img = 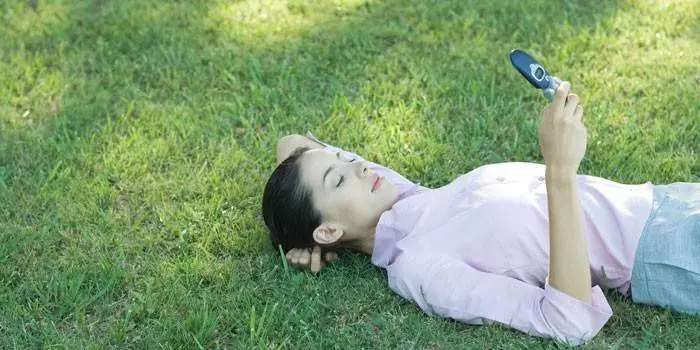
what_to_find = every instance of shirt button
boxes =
[538,176,545,182]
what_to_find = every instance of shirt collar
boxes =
[370,187,424,268]
[371,208,401,268]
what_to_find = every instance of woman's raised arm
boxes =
[539,81,592,303]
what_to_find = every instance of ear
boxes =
[312,223,344,246]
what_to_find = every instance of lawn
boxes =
[1,0,699,348]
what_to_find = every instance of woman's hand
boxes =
[538,81,587,178]
[285,246,338,274]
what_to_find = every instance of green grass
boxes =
[1,0,699,348]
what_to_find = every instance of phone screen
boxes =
[535,67,544,80]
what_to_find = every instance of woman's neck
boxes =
[345,228,375,256]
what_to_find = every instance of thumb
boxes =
[310,246,324,274]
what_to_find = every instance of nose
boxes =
[355,161,370,178]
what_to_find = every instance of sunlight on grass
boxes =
[0,49,67,130]
[207,0,372,45]
[562,0,699,181]
[0,2,69,40]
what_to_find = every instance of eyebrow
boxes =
[322,152,341,186]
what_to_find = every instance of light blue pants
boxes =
[631,183,700,315]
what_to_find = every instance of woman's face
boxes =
[298,149,399,243]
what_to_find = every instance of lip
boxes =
[371,175,383,192]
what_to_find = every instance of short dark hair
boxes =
[262,147,321,253]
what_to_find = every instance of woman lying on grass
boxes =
[261,82,699,345]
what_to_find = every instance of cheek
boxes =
[351,190,391,221]
[326,185,391,224]
[319,192,360,222]
[341,191,369,214]
[331,190,373,220]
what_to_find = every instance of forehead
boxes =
[299,149,337,183]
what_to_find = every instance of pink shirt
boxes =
[309,134,654,345]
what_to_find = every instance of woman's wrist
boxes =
[545,165,577,185]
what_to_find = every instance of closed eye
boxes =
[336,151,356,163]
[333,153,354,188]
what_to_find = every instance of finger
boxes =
[290,249,302,267]
[563,94,579,118]
[286,249,296,265]
[298,249,311,267]
[310,246,323,274]
[553,81,571,112]
[573,105,584,123]
[325,251,339,263]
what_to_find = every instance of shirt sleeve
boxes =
[306,132,424,197]
[387,254,612,346]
